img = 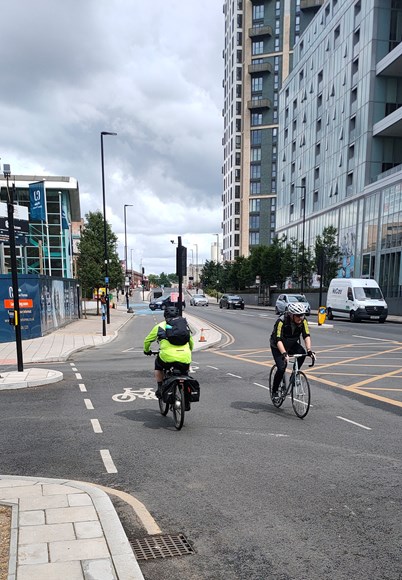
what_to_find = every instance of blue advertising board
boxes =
[0,275,79,343]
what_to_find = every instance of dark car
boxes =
[275,293,311,316]
[219,294,245,310]
[149,295,186,311]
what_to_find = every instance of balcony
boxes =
[300,0,324,10]
[249,25,273,38]
[248,61,272,75]
[247,98,271,110]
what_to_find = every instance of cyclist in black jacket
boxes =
[270,302,316,397]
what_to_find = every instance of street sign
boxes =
[105,277,109,284]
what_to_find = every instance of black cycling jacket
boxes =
[270,313,310,350]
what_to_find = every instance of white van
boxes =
[326,278,388,323]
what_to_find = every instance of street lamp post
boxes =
[3,164,23,371]
[124,204,133,310]
[101,131,117,333]
[193,243,199,290]
[215,233,219,303]
[296,185,306,295]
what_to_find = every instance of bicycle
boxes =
[268,353,315,419]
[150,352,200,430]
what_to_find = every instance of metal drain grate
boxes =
[130,533,195,560]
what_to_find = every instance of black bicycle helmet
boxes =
[164,306,179,319]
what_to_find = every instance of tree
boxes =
[76,211,123,299]
[314,226,341,286]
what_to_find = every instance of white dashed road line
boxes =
[227,373,242,378]
[75,373,82,380]
[207,365,219,370]
[100,449,118,473]
[337,416,372,430]
[84,398,94,410]
[91,419,103,433]
[79,384,87,392]
[253,382,270,391]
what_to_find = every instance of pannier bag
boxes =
[161,377,200,404]
[185,378,200,402]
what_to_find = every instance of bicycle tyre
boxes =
[158,396,169,416]
[172,381,185,430]
[269,365,285,408]
[291,371,311,419]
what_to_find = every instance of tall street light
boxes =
[296,185,306,295]
[124,204,133,310]
[101,130,117,332]
[215,233,220,303]
[124,204,133,276]
[193,243,198,289]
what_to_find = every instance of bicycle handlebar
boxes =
[287,353,316,368]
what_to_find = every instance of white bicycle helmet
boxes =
[287,302,307,315]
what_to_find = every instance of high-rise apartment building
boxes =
[276,0,402,297]
[221,0,323,262]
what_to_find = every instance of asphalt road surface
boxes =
[0,306,400,579]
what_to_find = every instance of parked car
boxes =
[275,294,311,316]
[149,295,186,311]
[219,294,245,310]
[190,294,209,306]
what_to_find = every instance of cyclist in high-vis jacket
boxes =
[270,302,316,397]
[144,306,194,399]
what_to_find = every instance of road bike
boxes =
[269,353,315,419]
[150,352,200,430]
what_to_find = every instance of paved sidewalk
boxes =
[0,475,143,580]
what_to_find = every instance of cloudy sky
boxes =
[1,0,223,276]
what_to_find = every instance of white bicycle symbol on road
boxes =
[112,387,157,402]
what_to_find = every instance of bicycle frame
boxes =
[269,353,313,419]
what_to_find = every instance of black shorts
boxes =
[155,355,189,375]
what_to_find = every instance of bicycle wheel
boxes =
[269,365,285,408]
[172,382,185,430]
[291,371,311,419]
[158,396,169,416]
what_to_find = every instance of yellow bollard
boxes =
[318,306,327,326]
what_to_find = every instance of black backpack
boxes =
[159,316,190,346]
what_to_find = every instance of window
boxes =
[249,215,260,229]
[251,130,262,145]
[237,32,243,46]
[235,169,241,182]
[251,165,261,179]
[253,5,264,20]
[353,28,360,46]
[251,147,261,162]
[235,152,241,165]
[235,202,240,215]
[251,113,263,126]
[235,185,240,198]
[249,199,260,212]
[250,182,261,195]
[249,232,260,245]
[334,25,340,43]
[252,77,263,93]
[252,41,264,55]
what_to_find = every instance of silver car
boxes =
[275,294,311,316]
[190,294,209,306]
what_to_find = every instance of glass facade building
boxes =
[0,175,81,279]
[276,0,402,297]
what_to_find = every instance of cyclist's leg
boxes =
[154,356,167,398]
[271,347,286,394]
